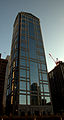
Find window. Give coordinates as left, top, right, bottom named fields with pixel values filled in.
left=27, top=95, right=30, bottom=105
left=27, top=82, right=30, bottom=90
left=45, top=97, right=50, bottom=103
left=41, top=64, right=46, bottom=71
left=20, top=81, right=26, bottom=90
left=20, top=59, right=26, bottom=66
left=42, top=73, right=48, bottom=81
left=27, top=71, right=29, bottom=77
left=19, top=95, right=26, bottom=104
left=40, top=84, right=43, bottom=92
left=44, top=84, right=49, bottom=92
left=20, top=69, right=26, bottom=77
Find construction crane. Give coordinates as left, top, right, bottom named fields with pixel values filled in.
left=49, top=53, right=60, bottom=66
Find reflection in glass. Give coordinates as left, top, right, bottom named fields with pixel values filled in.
left=27, top=82, right=30, bottom=90
left=20, top=69, right=26, bottom=77
left=42, top=73, right=48, bottom=81
left=30, top=62, right=39, bottom=85
left=45, top=97, right=50, bottom=103
left=27, top=95, right=30, bottom=105
left=19, top=95, right=26, bottom=104
left=20, top=81, right=26, bottom=90
left=44, top=84, right=49, bottom=92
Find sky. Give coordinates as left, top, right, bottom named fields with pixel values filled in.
left=0, top=0, right=64, bottom=72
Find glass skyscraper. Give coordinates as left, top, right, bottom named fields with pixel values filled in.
left=7, top=12, right=52, bottom=115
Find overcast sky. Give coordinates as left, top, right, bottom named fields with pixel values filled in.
left=0, top=0, right=64, bottom=71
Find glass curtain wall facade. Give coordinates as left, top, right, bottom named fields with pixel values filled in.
left=7, top=12, right=51, bottom=115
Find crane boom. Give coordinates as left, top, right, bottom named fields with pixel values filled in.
left=49, top=53, right=60, bottom=66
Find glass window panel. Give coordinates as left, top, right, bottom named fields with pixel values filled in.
left=39, top=73, right=41, bottom=80
left=27, top=91, right=30, bottom=94
left=20, top=59, right=26, bottom=66
left=22, top=24, right=25, bottom=28
left=21, top=35, right=25, bottom=40
left=20, top=81, right=26, bottom=90
left=27, top=71, right=29, bottom=77
left=44, top=84, right=49, bottom=92
left=20, top=77, right=26, bottom=81
left=42, top=73, right=48, bottom=81
left=27, top=82, right=30, bottom=90
left=20, top=69, right=26, bottom=77
left=21, top=50, right=26, bottom=56
left=41, top=64, right=46, bottom=71
left=29, top=22, right=34, bottom=37
left=19, top=95, right=26, bottom=105
left=19, top=91, right=26, bottom=94
left=22, top=19, right=25, bottom=23
left=44, top=93, right=50, bottom=96
left=45, top=97, right=50, bottom=103
left=40, top=84, right=43, bottom=92
left=22, top=29, right=25, bottom=34
left=27, top=95, right=30, bottom=105
left=30, top=62, right=39, bottom=85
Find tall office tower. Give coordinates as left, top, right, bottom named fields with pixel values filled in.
left=7, top=12, right=52, bottom=115
left=0, top=54, right=8, bottom=115
left=48, top=61, right=64, bottom=114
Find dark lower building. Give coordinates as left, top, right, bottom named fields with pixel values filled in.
left=0, top=54, right=8, bottom=115
left=48, top=62, right=64, bottom=114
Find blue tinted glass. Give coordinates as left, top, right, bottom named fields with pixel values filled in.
left=27, top=71, right=29, bottom=77
left=42, top=73, right=48, bottom=81
left=22, top=19, right=25, bottom=23
left=21, top=35, right=25, bottom=40
left=44, top=84, right=49, bottom=92
left=19, top=95, right=26, bottom=104
left=20, top=81, right=26, bottom=90
left=22, top=24, right=25, bottom=28
left=20, top=59, right=26, bottom=66
left=29, top=22, right=34, bottom=37
left=39, top=73, right=42, bottom=80
left=41, top=64, right=46, bottom=71
left=40, top=84, right=43, bottom=92
left=21, top=50, right=25, bottom=56
left=20, top=69, right=26, bottom=77
left=29, top=38, right=36, bottom=59
left=27, top=95, right=30, bottom=105
left=30, top=62, right=39, bottom=85
left=20, top=77, right=26, bottom=81
left=27, top=82, right=30, bottom=90
left=22, top=29, right=25, bottom=34
left=19, top=91, right=26, bottom=94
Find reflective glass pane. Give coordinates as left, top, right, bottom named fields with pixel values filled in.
left=30, top=62, right=39, bottom=84
left=40, top=84, right=43, bottom=92
left=19, top=91, right=26, bottom=94
left=20, top=69, right=26, bottom=77
left=27, top=71, right=29, bottom=77
left=42, top=73, right=48, bottom=81
left=41, top=64, right=46, bottom=71
left=19, top=95, right=26, bottom=104
left=20, top=77, right=26, bottom=81
left=20, top=81, right=26, bottom=90
left=20, top=59, right=26, bottom=66
left=27, top=82, right=30, bottom=90
left=45, top=97, right=50, bottom=103
left=44, top=84, right=49, bottom=92
left=27, top=95, right=30, bottom=105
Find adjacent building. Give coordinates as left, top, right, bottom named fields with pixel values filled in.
left=0, top=54, right=8, bottom=115
left=7, top=12, right=52, bottom=115
left=48, top=61, right=64, bottom=114
left=3, top=55, right=10, bottom=114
